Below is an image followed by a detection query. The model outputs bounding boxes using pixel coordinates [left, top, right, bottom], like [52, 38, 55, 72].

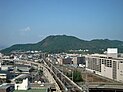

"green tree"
[38, 69, 43, 75]
[73, 70, 83, 82]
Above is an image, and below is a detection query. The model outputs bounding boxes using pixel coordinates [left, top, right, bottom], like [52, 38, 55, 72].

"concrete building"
[15, 78, 30, 90]
[107, 48, 118, 58]
[0, 73, 7, 79]
[86, 48, 123, 82]
[0, 53, 2, 59]
[72, 56, 85, 66]
[0, 83, 14, 92]
[0, 60, 14, 71]
[0, 70, 10, 83]
[15, 64, 31, 73]
[1, 65, 13, 71]
[57, 57, 72, 65]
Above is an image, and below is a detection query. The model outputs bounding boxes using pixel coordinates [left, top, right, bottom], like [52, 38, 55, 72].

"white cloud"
[21, 26, 31, 32]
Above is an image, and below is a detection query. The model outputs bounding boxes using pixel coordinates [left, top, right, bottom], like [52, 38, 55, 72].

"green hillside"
[1, 35, 123, 54]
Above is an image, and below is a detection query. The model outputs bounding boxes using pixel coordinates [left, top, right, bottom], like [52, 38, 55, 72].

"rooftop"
[0, 83, 14, 89]
[14, 89, 47, 92]
[86, 54, 123, 60]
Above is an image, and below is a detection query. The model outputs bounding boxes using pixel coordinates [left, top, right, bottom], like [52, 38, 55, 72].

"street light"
[68, 69, 73, 81]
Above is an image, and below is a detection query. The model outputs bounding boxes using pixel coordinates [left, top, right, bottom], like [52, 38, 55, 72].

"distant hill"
[0, 45, 5, 50]
[1, 35, 123, 54]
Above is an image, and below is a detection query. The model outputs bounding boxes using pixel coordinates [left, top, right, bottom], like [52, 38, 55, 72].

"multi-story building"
[72, 56, 85, 66]
[0, 53, 2, 59]
[15, 78, 30, 90]
[57, 57, 72, 65]
[86, 48, 123, 82]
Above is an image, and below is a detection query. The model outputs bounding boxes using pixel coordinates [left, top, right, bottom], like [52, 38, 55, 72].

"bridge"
[45, 58, 89, 92]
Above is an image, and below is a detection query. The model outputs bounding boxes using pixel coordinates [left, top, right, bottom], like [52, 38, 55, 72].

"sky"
[0, 0, 123, 49]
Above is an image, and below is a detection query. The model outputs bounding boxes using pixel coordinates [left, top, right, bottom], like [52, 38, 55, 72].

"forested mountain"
[1, 35, 123, 54]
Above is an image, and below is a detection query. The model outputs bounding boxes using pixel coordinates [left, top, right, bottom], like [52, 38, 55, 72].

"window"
[106, 60, 112, 67]
[102, 59, 104, 64]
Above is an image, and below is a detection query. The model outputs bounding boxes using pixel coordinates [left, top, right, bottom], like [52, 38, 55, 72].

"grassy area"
[14, 89, 47, 92]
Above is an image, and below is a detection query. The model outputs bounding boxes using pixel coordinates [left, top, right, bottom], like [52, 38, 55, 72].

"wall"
[117, 62, 123, 82]
[15, 78, 30, 90]
[101, 64, 113, 79]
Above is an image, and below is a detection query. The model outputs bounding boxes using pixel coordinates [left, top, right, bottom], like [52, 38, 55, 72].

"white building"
[0, 53, 2, 58]
[86, 48, 123, 82]
[107, 48, 118, 58]
[0, 73, 7, 79]
[15, 78, 30, 90]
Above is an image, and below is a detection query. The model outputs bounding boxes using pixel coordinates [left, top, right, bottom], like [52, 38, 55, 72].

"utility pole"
[84, 65, 89, 92]
[72, 71, 73, 81]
